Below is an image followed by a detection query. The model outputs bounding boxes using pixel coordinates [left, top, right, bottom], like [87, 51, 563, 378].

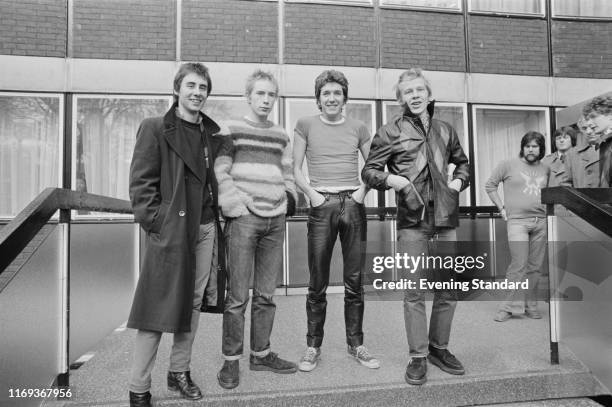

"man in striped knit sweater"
[215, 70, 298, 389]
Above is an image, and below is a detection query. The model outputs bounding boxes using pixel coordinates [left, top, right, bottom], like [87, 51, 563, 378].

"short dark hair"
[553, 126, 578, 147]
[583, 95, 612, 118]
[314, 70, 348, 110]
[519, 131, 546, 161]
[173, 62, 212, 101]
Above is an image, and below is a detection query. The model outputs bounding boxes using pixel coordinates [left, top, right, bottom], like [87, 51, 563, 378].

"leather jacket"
[362, 102, 470, 229]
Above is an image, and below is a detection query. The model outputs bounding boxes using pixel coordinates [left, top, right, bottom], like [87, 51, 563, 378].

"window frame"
[284, 0, 373, 6]
[551, 0, 612, 20]
[0, 91, 64, 220]
[468, 0, 546, 17]
[71, 94, 173, 220]
[379, 0, 462, 13]
[471, 104, 551, 205]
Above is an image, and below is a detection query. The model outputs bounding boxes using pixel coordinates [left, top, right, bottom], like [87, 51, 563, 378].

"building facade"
[1, 0, 612, 286]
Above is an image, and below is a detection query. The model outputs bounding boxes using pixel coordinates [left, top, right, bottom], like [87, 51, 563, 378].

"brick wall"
[284, 3, 376, 67]
[380, 9, 465, 71]
[0, 0, 66, 57]
[468, 15, 549, 76]
[552, 20, 612, 79]
[182, 0, 277, 63]
[73, 0, 175, 60]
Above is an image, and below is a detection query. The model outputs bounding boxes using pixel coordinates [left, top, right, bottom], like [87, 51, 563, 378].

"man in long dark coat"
[127, 62, 226, 407]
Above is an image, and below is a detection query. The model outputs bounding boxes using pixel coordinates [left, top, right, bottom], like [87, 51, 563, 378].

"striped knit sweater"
[215, 117, 297, 218]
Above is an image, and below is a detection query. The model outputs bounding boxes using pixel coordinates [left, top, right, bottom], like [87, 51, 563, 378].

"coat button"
[179, 210, 186, 217]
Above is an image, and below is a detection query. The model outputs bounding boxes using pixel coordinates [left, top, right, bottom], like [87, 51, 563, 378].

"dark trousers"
[306, 192, 367, 348]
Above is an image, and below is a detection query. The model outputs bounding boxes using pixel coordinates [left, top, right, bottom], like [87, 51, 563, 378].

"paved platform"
[44, 294, 608, 406]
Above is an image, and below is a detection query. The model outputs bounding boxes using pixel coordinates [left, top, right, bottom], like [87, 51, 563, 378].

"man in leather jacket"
[362, 68, 469, 386]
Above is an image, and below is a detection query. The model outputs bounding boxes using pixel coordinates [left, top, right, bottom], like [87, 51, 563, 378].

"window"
[204, 96, 279, 124]
[473, 106, 549, 205]
[285, 0, 371, 5]
[380, 0, 461, 11]
[73, 96, 171, 217]
[0, 93, 63, 218]
[553, 0, 612, 18]
[469, 0, 544, 15]
[285, 98, 378, 208]
[382, 102, 470, 207]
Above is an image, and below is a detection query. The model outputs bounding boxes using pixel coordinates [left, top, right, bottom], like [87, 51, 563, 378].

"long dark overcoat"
[127, 104, 226, 333]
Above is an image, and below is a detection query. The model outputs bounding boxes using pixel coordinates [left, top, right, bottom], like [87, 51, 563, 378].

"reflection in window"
[204, 97, 279, 124]
[285, 99, 377, 208]
[0, 95, 61, 217]
[553, 0, 612, 18]
[470, 0, 543, 15]
[383, 102, 469, 207]
[75, 97, 170, 210]
[380, 0, 461, 10]
[474, 107, 548, 205]
[285, 0, 371, 4]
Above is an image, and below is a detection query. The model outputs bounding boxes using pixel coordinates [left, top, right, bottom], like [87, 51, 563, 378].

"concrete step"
[43, 295, 609, 407]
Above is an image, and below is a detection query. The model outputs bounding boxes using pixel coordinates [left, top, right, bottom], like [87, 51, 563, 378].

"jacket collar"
[162, 102, 220, 134]
[162, 103, 220, 183]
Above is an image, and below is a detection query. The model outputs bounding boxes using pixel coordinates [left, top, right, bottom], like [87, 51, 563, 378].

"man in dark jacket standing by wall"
[582, 95, 612, 187]
[127, 63, 226, 407]
[362, 68, 469, 386]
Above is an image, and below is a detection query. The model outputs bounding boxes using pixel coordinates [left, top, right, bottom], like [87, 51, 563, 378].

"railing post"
[56, 207, 71, 390]
[546, 204, 560, 365]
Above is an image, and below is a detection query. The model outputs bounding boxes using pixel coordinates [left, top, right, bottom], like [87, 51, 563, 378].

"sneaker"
[494, 310, 512, 322]
[348, 345, 380, 369]
[427, 346, 465, 375]
[525, 309, 542, 319]
[404, 357, 427, 385]
[217, 360, 239, 389]
[298, 347, 321, 372]
[250, 351, 297, 374]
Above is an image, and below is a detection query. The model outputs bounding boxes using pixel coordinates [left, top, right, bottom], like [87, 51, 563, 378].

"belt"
[316, 190, 356, 199]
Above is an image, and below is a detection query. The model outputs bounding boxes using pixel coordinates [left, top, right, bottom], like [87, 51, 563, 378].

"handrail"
[0, 188, 132, 274]
[292, 205, 500, 218]
[541, 186, 612, 238]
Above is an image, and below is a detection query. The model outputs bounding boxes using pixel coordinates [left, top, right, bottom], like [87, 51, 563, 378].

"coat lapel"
[162, 104, 220, 184]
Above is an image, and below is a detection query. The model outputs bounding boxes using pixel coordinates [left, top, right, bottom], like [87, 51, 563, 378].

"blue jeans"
[498, 217, 547, 313]
[306, 191, 366, 348]
[222, 214, 285, 359]
[397, 207, 458, 358]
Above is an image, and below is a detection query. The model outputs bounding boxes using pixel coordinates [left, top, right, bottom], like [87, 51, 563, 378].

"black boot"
[167, 371, 203, 400]
[129, 391, 151, 407]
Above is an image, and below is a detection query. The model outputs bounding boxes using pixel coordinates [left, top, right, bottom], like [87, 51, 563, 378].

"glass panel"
[285, 99, 378, 207]
[470, 0, 543, 14]
[0, 95, 61, 217]
[70, 223, 138, 362]
[285, 0, 371, 4]
[474, 107, 548, 205]
[381, 0, 461, 10]
[553, 0, 612, 18]
[383, 102, 469, 207]
[75, 97, 169, 213]
[205, 97, 279, 123]
[550, 213, 612, 391]
[0, 225, 62, 407]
